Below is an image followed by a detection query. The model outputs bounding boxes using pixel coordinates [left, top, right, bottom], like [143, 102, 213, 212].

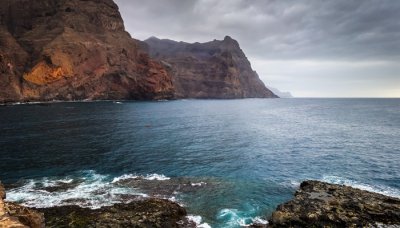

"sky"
[114, 0, 400, 97]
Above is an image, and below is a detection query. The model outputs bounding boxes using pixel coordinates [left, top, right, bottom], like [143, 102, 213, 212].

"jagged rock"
[268, 180, 400, 227]
[144, 36, 278, 99]
[0, 181, 45, 228]
[0, 0, 174, 103]
[37, 198, 194, 228]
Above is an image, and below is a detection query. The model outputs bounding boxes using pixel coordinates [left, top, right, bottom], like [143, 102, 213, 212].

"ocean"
[1, 98, 399, 227]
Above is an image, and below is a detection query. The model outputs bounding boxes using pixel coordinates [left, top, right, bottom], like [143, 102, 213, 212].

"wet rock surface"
[0, 0, 174, 103]
[37, 198, 193, 228]
[145, 36, 278, 99]
[0, 181, 45, 228]
[268, 180, 400, 227]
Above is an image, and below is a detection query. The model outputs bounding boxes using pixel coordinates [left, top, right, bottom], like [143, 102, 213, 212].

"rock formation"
[38, 199, 193, 228]
[0, 181, 45, 228]
[268, 180, 400, 227]
[0, 0, 174, 103]
[1, 180, 194, 228]
[144, 36, 278, 99]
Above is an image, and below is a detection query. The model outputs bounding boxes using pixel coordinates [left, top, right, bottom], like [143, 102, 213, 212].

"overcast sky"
[115, 0, 400, 97]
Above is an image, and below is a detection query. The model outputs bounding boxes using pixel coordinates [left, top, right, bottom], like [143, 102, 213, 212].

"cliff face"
[0, 0, 174, 103]
[145, 36, 278, 99]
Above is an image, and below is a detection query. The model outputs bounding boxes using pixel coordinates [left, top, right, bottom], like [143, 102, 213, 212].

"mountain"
[268, 87, 293, 98]
[144, 36, 278, 99]
[0, 0, 174, 103]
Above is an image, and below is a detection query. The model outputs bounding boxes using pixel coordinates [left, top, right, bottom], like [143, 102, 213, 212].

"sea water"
[0, 99, 399, 227]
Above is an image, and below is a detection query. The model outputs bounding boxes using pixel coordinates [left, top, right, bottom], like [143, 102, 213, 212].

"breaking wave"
[217, 208, 268, 227]
[5, 170, 172, 209]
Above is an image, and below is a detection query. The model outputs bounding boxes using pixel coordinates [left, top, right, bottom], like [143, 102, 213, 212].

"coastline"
[2, 180, 400, 227]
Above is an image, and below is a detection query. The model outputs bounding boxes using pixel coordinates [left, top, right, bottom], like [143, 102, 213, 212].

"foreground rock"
[37, 198, 193, 228]
[0, 181, 45, 228]
[0, 0, 174, 103]
[269, 180, 400, 227]
[145, 36, 277, 99]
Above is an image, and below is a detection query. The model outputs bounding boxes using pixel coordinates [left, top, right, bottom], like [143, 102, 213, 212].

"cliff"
[0, 0, 174, 103]
[145, 36, 278, 99]
[268, 180, 400, 227]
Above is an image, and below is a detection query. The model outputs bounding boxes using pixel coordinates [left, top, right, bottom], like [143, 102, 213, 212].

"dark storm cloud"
[115, 0, 400, 60]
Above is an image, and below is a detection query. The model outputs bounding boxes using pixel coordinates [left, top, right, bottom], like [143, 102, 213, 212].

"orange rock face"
[0, 0, 174, 103]
[23, 61, 70, 85]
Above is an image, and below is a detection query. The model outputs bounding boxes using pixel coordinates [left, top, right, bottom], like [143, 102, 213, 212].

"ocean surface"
[1, 98, 399, 227]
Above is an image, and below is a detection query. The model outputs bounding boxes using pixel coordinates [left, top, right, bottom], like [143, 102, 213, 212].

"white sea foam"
[252, 217, 269, 225]
[112, 173, 170, 183]
[111, 174, 139, 183]
[144, 173, 170, 181]
[6, 171, 149, 209]
[191, 182, 207, 187]
[322, 175, 400, 198]
[187, 215, 212, 228]
[217, 208, 267, 227]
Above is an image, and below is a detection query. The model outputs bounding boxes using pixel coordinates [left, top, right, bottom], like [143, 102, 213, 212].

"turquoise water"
[1, 99, 399, 227]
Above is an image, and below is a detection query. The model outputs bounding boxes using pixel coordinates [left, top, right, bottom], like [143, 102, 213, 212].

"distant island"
[0, 0, 276, 104]
[268, 87, 293, 98]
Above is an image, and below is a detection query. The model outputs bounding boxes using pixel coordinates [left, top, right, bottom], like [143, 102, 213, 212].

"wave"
[217, 208, 268, 227]
[5, 171, 173, 209]
[321, 175, 400, 198]
[186, 215, 211, 228]
[112, 173, 171, 183]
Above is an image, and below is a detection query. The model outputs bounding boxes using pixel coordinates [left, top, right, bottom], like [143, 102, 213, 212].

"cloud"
[114, 0, 400, 97]
[116, 0, 400, 61]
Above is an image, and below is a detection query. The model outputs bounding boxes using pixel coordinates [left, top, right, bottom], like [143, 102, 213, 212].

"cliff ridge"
[0, 0, 174, 103]
[145, 36, 277, 99]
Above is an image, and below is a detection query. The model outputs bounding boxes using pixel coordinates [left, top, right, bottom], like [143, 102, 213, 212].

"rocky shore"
[37, 199, 194, 228]
[2, 180, 400, 227]
[0, 181, 193, 228]
[268, 180, 400, 227]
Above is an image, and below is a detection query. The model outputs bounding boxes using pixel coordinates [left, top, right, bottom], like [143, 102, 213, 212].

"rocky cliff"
[145, 36, 278, 99]
[268, 180, 400, 227]
[0, 0, 174, 103]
